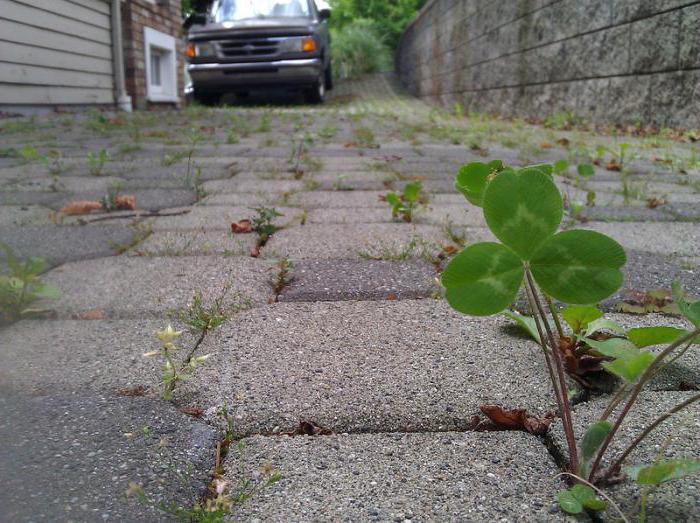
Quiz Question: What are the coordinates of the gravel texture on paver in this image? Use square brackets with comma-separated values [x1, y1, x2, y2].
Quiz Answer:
[577, 206, 677, 222]
[196, 300, 557, 436]
[599, 314, 699, 391]
[548, 392, 700, 522]
[0, 319, 206, 397]
[148, 205, 303, 231]
[0, 225, 137, 269]
[598, 250, 700, 309]
[130, 230, 258, 257]
[0, 390, 216, 523]
[226, 431, 571, 522]
[583, 222, 700, 257]
[278, 259, 439, 302]
[44, 256, 273, 318]
[263, 223, 476, 260]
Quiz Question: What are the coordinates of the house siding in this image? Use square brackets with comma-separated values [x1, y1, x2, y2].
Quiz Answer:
[0, 0, 115, 108]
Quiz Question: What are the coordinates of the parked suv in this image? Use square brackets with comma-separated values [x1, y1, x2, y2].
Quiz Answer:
[185, 0, 332, 104]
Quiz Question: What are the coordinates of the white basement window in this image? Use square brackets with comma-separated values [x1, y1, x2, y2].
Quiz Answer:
[144, 27, 178, 103]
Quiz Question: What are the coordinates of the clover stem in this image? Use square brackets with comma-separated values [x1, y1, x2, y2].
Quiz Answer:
[603, 393, 700, 481]
[587, 327, 700, 483]
[523, 279, 564, 420]
[524, 268, 579, 473]
[600, 384, 630, 421]
[544, 294, 565, 340]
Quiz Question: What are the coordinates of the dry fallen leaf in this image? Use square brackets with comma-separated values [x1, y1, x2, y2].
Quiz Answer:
[386, 293, 399, 301]
[231, 219, 253, 234]
[540, 142, 553, 149]
[606, 159, 622, 171]
[556, 138, 571, 147]
[114, 195, 137, 210]
[117, 385, 146, 397]
[60, 200, 103, 215]
[284, 420, 334, 437]
[480, 405, 554, 435]
[250, 245, 261, 258]
[646, 197, 665, 209]
[73, 309, 106, 320]
[180, 406, 204, 418]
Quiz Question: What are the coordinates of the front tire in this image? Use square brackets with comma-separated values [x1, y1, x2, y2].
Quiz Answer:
[305, 74, 326, 104]
[325, 62, 334, 91]
[192, 89, 220, 106]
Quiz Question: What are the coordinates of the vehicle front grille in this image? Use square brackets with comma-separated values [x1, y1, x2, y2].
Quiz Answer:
[219, 36, 279, 58]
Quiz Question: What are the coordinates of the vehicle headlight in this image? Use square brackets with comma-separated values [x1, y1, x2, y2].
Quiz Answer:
[279, 37, 317, 53]
[187, 42, 216, 58]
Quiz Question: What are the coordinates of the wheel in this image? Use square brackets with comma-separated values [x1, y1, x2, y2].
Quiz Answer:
[305, 74, 326, 104]
[192, 89, 220, 106]
[324, 62, 334, 91]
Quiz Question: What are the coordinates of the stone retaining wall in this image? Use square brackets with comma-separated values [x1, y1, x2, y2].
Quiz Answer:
[396, 0, 700, 127]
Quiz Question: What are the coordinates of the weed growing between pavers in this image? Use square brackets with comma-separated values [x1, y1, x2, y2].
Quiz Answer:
[87, 148, 109, 176]
[0, 243, 59, 325]
[128, 406, 281, 522]
[382, 181, 426, 222]
[145, 286, 252, 401]
[231, 207, 284, 257]
[442, 160, 700, 519]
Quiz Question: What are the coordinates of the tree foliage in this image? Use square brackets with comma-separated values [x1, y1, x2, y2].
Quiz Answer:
[329, 0, 426, 49]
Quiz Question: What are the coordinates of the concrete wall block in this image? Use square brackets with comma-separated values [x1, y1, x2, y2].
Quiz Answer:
[398, 0, 695, 127]
[611, 0, 688, 25]
[679, 6, 700, 69]
[629, 10, 681, 73]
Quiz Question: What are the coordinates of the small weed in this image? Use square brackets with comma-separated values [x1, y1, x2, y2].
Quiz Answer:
[256, 113, 272, 133]
[383, 181, 425, 222]
[251, 207, 283, 245]
[87, 149, 109, 176]
[0, 243, 60, 324]
[271, 257, 294, 298]
[442, 218, 467, 247]
[352, 126, 377, 148]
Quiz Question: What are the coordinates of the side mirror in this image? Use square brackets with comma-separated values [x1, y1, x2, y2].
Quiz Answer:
[184, 12, 207, 29]
[319, 8, 331, 20]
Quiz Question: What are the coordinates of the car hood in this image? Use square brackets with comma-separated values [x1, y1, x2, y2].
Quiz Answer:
[189, 17, 315, 39]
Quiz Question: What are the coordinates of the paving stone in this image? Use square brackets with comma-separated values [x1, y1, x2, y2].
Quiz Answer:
[202, 179, 305, 194]
[226, 431, 571, 522]
[0, 191, 63, 206]
[44, 256, 273, 318]
[149, 206, 303, 231]
[549, 392, 700, 522]
[0, 391, 216, 523]
[46, 189, 198, 212]
[0, 205, 54, 226]
[666, 202, 700, 221]
[600, 250, 700, 309]
[0, 319, 205, 396]
[0, 225, 137, 269]
[131, 230, 258, 257]
[577, 206, 677, 222]
[584, 222, 700, 257]
[1, 175, 125, 193]
[600, 314, 700, 391]
[197, 300, 557, 435]
[263, 223, 468, 260]
[278, 259, 438, 302]
[199, 191, 286, 207]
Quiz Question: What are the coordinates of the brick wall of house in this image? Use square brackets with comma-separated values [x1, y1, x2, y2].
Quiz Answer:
[122, 0, 184, 110]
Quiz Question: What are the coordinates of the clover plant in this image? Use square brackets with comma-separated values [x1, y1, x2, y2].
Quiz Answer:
[443, 161, 700, 519]
[384, 181, 424, 222]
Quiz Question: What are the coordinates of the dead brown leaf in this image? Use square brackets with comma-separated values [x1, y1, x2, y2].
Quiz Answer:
[250, 245, 261, 258]
[386, 293, 399, 301]
[283, 420, 334, 437]
[60, 200, 103, 216]
[540, 142, 553, 149]
[114, 195, 137, 210]
[646, 197, 666, 209]
[180, 406, 205, 418]
[479, 405, 554, 435]
[556, 138, 571, 147]
[606, 159, 622, 172]
[117, 385, 146, 397]
[73, 309, 106, 320]
[231, 219, 253, 234]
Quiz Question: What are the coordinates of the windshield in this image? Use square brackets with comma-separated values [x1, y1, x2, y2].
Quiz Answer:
[212, 0, 311, 21]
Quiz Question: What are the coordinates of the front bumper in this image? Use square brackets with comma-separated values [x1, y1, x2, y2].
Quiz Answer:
[188, 58, 322, 91]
